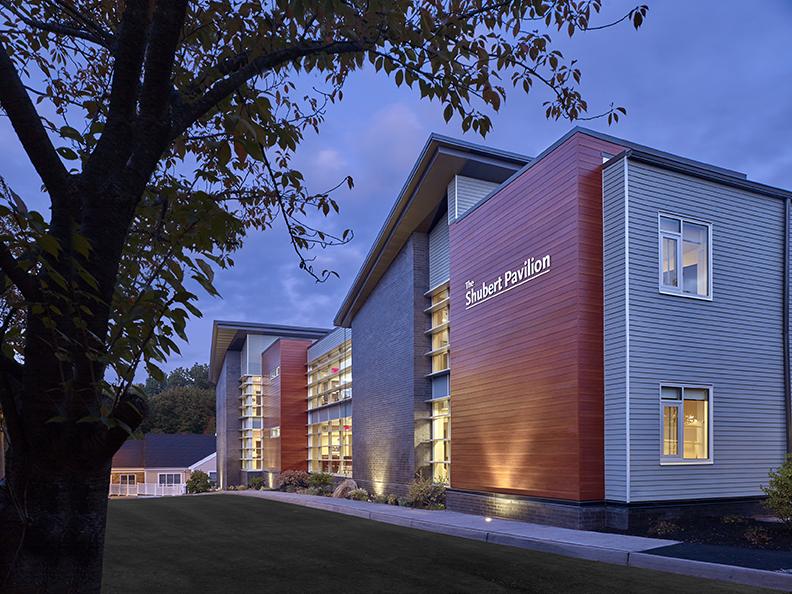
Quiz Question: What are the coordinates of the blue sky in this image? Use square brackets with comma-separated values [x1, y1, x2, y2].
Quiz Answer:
[3, 0, 791, 377]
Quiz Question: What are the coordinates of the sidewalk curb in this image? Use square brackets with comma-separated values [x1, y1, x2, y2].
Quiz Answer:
[223, 491, 792, 591]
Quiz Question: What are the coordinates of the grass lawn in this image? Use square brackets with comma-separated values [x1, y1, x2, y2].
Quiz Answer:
[103, 495, 770, 593]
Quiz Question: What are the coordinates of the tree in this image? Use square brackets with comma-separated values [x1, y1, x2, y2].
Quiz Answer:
[0, 1, 646, 591]
[140, 364, 215, 434]
[143, 362, 212, 396]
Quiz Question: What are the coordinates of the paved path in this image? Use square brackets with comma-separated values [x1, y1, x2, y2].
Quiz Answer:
[222, 490, 792, 591]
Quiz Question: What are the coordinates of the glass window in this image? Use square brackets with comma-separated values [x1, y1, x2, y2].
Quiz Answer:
[660, 385, 710, 461]
[659, 215, 710, 298]
[158, 473, 181, 485]
[430, 399, 451, 484]
[432, 328, 449, 350]
[682, 223, 709, 296]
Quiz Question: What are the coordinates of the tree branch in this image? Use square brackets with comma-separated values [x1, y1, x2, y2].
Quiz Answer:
[83, 0, 149, 189]
[0, 352, 24, 446]
[0, 40, 73, 202]
[173, 39, 370, 138]
[0, 0, 112, 49]
[0, 241, 37, 302]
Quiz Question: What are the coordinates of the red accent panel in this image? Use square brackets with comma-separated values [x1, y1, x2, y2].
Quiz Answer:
[449, 132, 624, 501]
[261, 338, 312, 473]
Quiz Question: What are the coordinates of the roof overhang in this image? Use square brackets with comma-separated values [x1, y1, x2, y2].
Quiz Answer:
[209, 320, 330, 383]
[333, 134, 531, 327]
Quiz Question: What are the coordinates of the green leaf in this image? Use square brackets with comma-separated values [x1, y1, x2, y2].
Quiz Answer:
[56, 147, 79, 160]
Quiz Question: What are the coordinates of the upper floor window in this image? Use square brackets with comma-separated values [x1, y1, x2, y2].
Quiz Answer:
[659, 214, 711, 299]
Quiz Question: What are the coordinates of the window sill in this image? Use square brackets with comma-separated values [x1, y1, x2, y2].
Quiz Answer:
[658, 289, 712, 302]
[659, 459, 713, 466]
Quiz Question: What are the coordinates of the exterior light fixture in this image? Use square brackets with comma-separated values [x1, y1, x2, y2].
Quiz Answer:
[485, 517, 492, 523]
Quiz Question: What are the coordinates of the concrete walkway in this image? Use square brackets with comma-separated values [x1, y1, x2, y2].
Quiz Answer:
[223, 490, 792, 591]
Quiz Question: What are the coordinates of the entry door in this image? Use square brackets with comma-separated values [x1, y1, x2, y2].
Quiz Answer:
[119, 474, 137, 496]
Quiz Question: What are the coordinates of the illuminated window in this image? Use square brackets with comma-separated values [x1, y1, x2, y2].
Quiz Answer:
[426, 283, 451, 482]
[430, 399, 451, 484]
[239, 375, 264, 471]
[659, 215, 711, 298]
[660, 385, 710, 461]
[307, 417, 352, 476]
[307, 335, 352, 476]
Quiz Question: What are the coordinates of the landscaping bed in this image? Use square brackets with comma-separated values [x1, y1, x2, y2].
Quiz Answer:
[609, 514, 792, 551]
[234, 470, 447, 510]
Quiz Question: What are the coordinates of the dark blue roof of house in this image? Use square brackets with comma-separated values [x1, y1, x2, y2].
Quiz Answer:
[112, 433, 215, 469]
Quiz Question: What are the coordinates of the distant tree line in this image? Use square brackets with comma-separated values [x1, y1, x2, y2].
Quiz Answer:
[138, 363, 215, 435]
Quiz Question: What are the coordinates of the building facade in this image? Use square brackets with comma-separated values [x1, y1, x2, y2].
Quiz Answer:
[210, 321, 329, 488]
[307, 328, 353, 476]
[214, 128, 792, 528]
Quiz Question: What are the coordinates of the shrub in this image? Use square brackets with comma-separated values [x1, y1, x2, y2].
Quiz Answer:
[373, 494, 388, 504]
[308, 472, 334, 495]
[248, 476, 268, 491]
[186, 470, 211, 494]
[407, 478, 446, 509]
[387, 494, 399, 505]
[762, 455, 792, 525]
[648, 519, 680, 537]
[397, 496, 410, 507]
[346, 488, 369, 501]
[744, 526, 771, 547]
[276, 470, 310, 491]
[308, 472, 334, 489]
[721, 514, 747, 525]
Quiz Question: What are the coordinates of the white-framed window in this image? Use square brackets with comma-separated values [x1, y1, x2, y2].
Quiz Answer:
[658, 214, 712, 299]
[660, 384, 712, 463]
[158, 473, 182, 485]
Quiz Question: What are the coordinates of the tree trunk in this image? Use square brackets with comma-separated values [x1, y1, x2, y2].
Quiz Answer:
[0, 449, 111, 594]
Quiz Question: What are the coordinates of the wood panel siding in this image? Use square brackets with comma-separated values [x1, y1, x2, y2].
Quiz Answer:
[261, 339, 312, 474]
[448, 132, 624, 502]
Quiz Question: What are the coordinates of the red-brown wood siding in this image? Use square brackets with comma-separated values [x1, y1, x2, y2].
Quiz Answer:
[261, 339, 312, 473]
[448, 132, 625, 501]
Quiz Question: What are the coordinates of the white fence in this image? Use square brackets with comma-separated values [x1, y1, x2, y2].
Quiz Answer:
[109, 483, 186, 497]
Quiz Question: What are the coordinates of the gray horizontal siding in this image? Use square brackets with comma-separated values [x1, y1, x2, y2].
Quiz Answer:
[307, 327, 350, 362]
[626, 160, 787, 502]
[428, 218, 450, 289]
[603, 160, 628, 502]
[447, 176, 498, 223]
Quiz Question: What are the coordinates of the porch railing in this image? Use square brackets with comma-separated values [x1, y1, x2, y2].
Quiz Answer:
[109, 483, 186, 497]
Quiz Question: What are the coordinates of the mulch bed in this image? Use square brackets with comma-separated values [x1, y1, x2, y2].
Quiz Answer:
[608, 514, 792, 551]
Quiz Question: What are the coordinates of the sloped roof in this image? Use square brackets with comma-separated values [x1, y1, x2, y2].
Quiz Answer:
[333, 133, 531, 327]
[209, 320, 330, 383]
[112, 433, 216, 469]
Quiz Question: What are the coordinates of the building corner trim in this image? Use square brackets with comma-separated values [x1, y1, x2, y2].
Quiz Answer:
[624, 158, 632, 503]
[785, 197, 792, 455]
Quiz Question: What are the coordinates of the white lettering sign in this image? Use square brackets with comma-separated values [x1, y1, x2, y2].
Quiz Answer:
[464, 254, 551, 309]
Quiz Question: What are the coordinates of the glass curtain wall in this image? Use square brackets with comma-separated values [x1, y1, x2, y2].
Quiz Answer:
[426, 283, 451, 484]
[239, 375, 264, 471]
[307, 335, 353, 476]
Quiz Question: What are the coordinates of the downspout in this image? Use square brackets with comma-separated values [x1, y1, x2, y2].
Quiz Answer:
[785, 197, 792, 455]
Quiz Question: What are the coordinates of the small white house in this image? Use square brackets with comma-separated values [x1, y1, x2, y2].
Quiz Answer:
[110, 433, 216, 497]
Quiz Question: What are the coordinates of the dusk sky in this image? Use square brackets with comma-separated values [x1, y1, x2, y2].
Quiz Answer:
[3, 0, 791, 378]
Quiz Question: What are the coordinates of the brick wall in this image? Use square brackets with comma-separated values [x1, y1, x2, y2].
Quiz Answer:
[446, 490, 606, 530]
[351, 233, 432, 496]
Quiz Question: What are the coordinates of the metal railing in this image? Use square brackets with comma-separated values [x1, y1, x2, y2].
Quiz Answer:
[109, 483, 186, 497]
